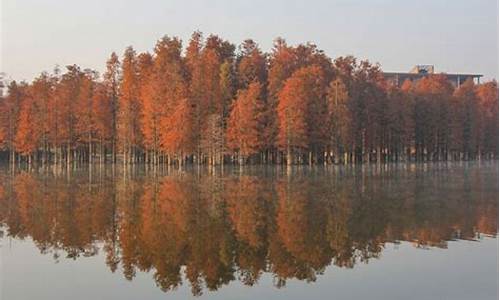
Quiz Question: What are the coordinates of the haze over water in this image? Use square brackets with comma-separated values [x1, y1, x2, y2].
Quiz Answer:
[0, 162, 498, 300]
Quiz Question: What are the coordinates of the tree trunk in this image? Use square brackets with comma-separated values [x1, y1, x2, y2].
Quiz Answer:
[287, 146, 292, 166]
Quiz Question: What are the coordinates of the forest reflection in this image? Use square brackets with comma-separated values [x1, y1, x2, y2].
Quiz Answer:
[0, 163, 497, 296]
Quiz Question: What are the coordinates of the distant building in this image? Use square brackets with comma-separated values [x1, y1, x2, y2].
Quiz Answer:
[0, 72, 7, 98]
[383, 65, 482, 88]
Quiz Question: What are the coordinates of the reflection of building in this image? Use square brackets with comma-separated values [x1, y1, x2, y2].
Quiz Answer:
[383, 65, 482, 87]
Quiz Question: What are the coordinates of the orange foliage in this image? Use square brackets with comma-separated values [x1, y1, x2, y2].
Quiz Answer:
[226, 82, 265, 158]
[14, 99, 38, 155]
[0, 32, 497, 164]
[277, 65, 327, 153]
[160, 98, 195, 156]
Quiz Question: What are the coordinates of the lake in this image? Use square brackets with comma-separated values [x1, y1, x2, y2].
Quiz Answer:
[0, 162, 498, 300]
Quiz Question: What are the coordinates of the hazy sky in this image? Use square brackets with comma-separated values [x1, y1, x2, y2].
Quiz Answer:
[1, 0, 498, 82]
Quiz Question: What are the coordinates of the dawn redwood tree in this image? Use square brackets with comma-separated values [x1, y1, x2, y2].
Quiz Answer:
[226, 82, 265, 164]
[235, 40, 267, 162]
[453, 79, 480, 160]
[45, 69, 63, 164]
[413, 75, 454, 161]
[237, 39, 267, 89]
[267, 40, 334, 163]
[475, 81, 499, 158]
[326, 78, 351, 163]
[201, 113, 225, 166]
[386, 85, 414, 162]
[142, 36, 187, 165]
[277, 65, 327, 165]
[335, 57, 388, 163]
[160, 98, 194, 165]
[294, 43, 334, 81]
[266, 38, 297, 162]
[185, 32, 204, 162]
[188, 33, 235, 165]
[332, 56, 358, 162]
[199, 45, 222, 164]
[277, 75, 307, 165]
[103, 52, 121, 163]
[219, 59, 237, 125]
[91, 82, 113, 164]
[14, 92, 37, 163]
[27, 73, 54, 164]
[352, 61, 386, 163]
[303, 68, 329, 164]
[9, 74, 51, 165]
[75, 69, 98, 164]
[57, 65, 86, 165]
[1, 82, 27, 164]
[137, 53, 154, 92]
[136, 52, 154, 163]
[206, 34, 236, 62]
[118, 47, 142, 164]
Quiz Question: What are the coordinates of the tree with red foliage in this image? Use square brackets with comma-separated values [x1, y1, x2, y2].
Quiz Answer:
[14, 94, 37, 161]
[475, 81, 499, 158]
[118, 46, 142, 164]
[453, 79, 480, 159]
[1, 82, 27, 164]
[187, 33, 235, 165]
[326, 78, 351, 163]
[75, 69, 98, 164]
[103, 52, 121, 163]
[91, 82, 113, 164]
[142, 36, 187, 164]
[160, 98, 194, 165]
[226, 82, 265, 164]
[277, 65, 327, 165]
[413, 74, 454, 161]
[237, 39, 267, 89]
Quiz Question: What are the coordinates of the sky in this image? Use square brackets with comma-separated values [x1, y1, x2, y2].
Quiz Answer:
[1, 0, 498, 82]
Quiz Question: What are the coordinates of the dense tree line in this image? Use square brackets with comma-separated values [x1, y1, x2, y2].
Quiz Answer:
[0, 165, 497, 295]
[0, 32, 498, 166]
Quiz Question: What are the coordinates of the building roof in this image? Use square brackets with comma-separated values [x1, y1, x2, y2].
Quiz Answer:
[383, 72, 482, 78]
[383, 65, 482, 78]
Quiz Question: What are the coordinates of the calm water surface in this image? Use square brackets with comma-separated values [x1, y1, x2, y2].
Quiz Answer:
[0, 162, 498, 300]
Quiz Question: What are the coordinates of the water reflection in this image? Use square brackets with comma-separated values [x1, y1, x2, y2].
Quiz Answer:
[0, 163, 497, 296]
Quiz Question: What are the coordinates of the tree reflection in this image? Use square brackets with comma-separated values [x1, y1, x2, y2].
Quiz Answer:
[0, 164, 497, 295]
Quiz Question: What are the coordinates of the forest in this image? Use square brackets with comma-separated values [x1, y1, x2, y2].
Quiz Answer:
[0, 32, 498, 166]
